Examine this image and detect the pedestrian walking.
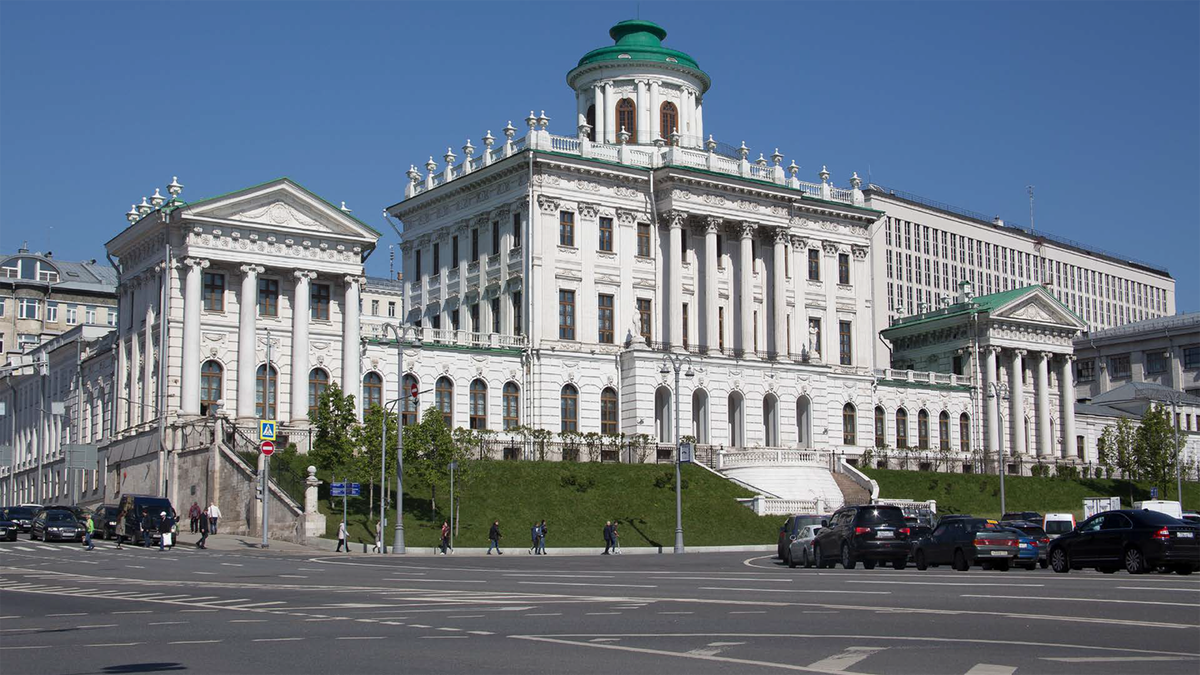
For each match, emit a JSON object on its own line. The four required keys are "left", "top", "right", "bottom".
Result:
{"left": 115, "top": 503, "right": 128, "bottom": 549}
{"left": 140, "top": 509, "right": 154, "bottom": 548}
{"left": 158, "top": 511, "right": 173, "bottom": 551}
{"left": 335, "top": 520, "right": 348, "bottom": 553}
{"left": 197, "top": 510, "right": 209, "bottom": 549}
{"left": 372, "top": 521, "right": 382, "bottom": 553}
{"left": 84, "top": 514, "right": 95, "bottom": 551}
{"left": 188, "top": 502, "right": 201, "bottom": 533}
{"left": 487, "top": 520, "right": 503, "bottom": 555}
{"left": 537, "top": 520, "right": 548, "bottom": 555}
{"left": 206, "top": 502, "right": 221, "bottom": 534}
{"left": 529, "top": 522, "right": 539, "bottom": 554}
{"left": 602, "top": 520, "right": 613, "bottom": 555}
{"left": 440, "top": 520, "right": 451, "bottom": 554}
{"left": 611, "top": 520, "right": 621, "bottom": 554}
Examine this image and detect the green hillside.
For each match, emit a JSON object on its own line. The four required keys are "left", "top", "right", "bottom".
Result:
{"left": 864, "top": 467, "right": 1200, "bottom": 519}
{"left": 316, "top": 461, "right": 781, "bottom": 548}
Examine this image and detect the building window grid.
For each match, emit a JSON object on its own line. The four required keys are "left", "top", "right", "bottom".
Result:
{"left": 559, "top": 211, "right": 575, "bottom": 248}
{"left": 598, "top": 294, "right": 614, "bottom": 343}
{"left": 202, "top": 272, "right": 225, "bottom": 312}
{"left": 558, "top": 290, "right": 576, "bottom": 340}
{"left": 598, "top": 217, "right": 614, "bottom": 252}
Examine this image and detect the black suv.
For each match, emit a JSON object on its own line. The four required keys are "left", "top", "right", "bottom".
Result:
{"left": 813, "top": 505, "right": 912, "bottom": 570}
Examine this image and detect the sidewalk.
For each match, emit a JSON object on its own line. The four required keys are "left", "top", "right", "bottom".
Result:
{"left": 174, "top": 531, "right": 316, "bottom": 553}
{"left": 305, "top": 535, "right": 774, "bottom": 556}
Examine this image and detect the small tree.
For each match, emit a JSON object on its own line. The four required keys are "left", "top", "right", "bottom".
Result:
{"left": 1098, "top": 418, "right": 1136, "bottom": 481}
{"left": 1134, "top": 404, "right": 1184, "bottom": 500}
{"left": 309, "top": 383, "right": 360, "bottom": 476}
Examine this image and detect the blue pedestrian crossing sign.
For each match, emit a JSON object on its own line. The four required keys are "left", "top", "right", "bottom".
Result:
{"left": 259, "top": 420, "right": 277, "bottom": 441}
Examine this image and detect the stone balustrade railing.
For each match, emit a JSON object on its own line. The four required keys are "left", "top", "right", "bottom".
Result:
{"left": 362, "top": 323, "right": 527, "bottom": 350}
{"left": 874, "top": 368, "right": 964, "bottom": 386}
{"left": 717, "top": 448, "right": 831, "bottom": 470}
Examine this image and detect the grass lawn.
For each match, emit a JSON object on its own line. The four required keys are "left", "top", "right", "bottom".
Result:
{"left": 313, "top": 461, "right": 782, "bottom": 548}
{"left": 865, "top": 467, "right": 1200, "bottom": 520}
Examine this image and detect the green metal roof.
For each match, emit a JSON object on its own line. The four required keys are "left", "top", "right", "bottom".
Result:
{"left": 883, "top": 285, "right": 1043, "bottom": 332}
{"left": 569, "top": 20, "right": 710, "bottom": 91}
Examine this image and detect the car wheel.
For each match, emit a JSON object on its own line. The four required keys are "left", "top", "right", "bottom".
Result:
{"left": 1023, "top": 563, "right": 1036, "bottom": 571}
{"left": 841, "top": 543, "right": 856, "bottom": 570}
{"left": 1050, "top": 548, "right": 1070, "bottom": 573}
{"left": 783, "top": 548, "right": 792, "bottom": 567}
{"left": 1098, "top": 566, "right": 1119, "bottom": 574}
{"left": 1039, "top": 559, "right": 1048, "bottom": 569}
{"left": 1124, "top": 547, "right": 1146, "bottom": 575}
{"left": 915, "top": 550, "right": 928, "bottom": 571}
{"left": 953, "top": 549, "right": 969, "bottom": 572}
{"left": 788, "top": 549, "right": 797, "bottom": 569}
{"left": 893, "top": 559, "right": 907, "bottom": 571}
{"left": 994, "top": 560, "right": 1010, "bottom": 572}
{"left": 29, "top": 531, "right": 36, "bottom": 541}
{"left": 1176, "top": 566, "right": 1194, "bottom": 576}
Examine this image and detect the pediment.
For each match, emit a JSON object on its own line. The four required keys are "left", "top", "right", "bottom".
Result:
{"left": 184, "top": 179, "right": 379, "bottom": 242}
{"left": 992, "top": 289, "right": 1085, "bottom": 330}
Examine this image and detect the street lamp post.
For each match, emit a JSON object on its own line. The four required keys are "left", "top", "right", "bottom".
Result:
{"left": 380, "top": 323, "right": 421, "bottom": 554}
{"left": 1162, "top": 390, "right": 1185, "bottom": 501}
{"left": 988, "top": 381, "right": 1010, "bottom": 516}
{"left": 660, "top": 354, "right": 694, "bottom": 554}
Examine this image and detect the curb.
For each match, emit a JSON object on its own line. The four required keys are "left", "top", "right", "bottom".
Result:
{"left": 305, "top": 538, "right": 774, "bottom": 556}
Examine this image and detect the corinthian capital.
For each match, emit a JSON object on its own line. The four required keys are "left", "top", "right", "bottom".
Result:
{"left": 293, "top": 270, "right": 318, "bottom": 282}
{"left": 344, "top": 275, "right": 366, "bottom": 287}
{"left": 732, "top": 221, "right": 756, "bottom": 239}
{"left": 661, "top": 210, "right": 687, "bottom": 229}
{"left": 704, "top": 216, "right": 723, "bottom": 234}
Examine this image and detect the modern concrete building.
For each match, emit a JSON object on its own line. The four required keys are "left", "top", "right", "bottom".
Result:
{"left": 1074, "top": 312, "right": 1200, "bottom": 402}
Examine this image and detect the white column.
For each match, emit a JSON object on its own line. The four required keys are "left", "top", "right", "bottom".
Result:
{"left": 603, "top": 81, "right": 615, "bottom": 144}
{"left": 130, "top": 323, "right": 142, "bottom": 424}
{"left": 704, "top": 217, "right": 720, "bottom": 353}
{"left": 1060, "top": 356, "right": 1077, "bottom": 459}
{"left": 438, "top": 236, "right": 450, "bottom": 328}
{"left": 180, "top": 258, "right": 208, "bottom": 416}
{"left": 290, "top": 271, "right": 314, "bottom": 424}
{"left": 649, "top": 81, "right": 660, "bottom": 142}
{"left": 635, "top": 80, "right": 647, "bottom": 144}
{"left": 737, "top": 223, "right": 755, "bottom": 357}
{"left": 593, "top": 84, "right": 605, "bottom": 143}
{"left": 1009, "top": 349, "right": 1026, "bottom": 457}
{"left": 695, "top": 96, "right": 704, "bottom": 142}
{"left": 666, "top": 211, "right": 684, "bottom": 349}
{"left": 342, "top": 276, "right": 362, "bottom": 418}
{"left": 237, "top": 265, "right": 261, "bottom": 420}
{"left": 142, "top": 301, "right": 155, "bottom": 421}
{"left": 771, "top": 229, "right": 787, "bottom": 359}
{"left": 985, "top": 346, "right": 1000, "bottom": 469}
{"left": 1035, "top": 351, "right": 1051, "bottom": 457}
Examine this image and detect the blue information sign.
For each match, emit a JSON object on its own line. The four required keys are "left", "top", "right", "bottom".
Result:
{"left": 330, "top": 482, "right": 360, "bottom": 497}
{"left": 1151, "top": 486, "right": 1158, "bottom": 499}
{"left": 348, "top": 483, "right": 361, "bottom": 496}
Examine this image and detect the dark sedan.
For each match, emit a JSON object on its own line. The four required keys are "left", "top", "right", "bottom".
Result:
{"left": 913, "top": 518, "right": 1019, "bottom": 571}
{"left": 30, "top": 509, "right": 84, "bottom": 542}
{"left": 3, "top": 506, "right": 38, "bottom": 532}
{"left": 0, "top": 515, "right": 18, "bottom": 541}
{"left": 1048, "top": 509, "right": 1200, "bottom": 575}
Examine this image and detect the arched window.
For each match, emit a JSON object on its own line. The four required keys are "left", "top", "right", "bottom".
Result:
{"left": 918, "top": 410, "right": 930, "bottom": 450}
{"left": 560, "top": 384, "right": 578, "bottom": 432}
{"left": 728, "top": 391, "right": 745, "bottom": 447}
{"left": 601, "top": 387, "right": 619, "bottom": 435}
{"left": 843, "top": 403, "right": 857, "bottom": 446}
{"left": 659, "top": 101, "right": 678, "bottom": 141}
{"left": 692, "top": 389, "right": 710, "bottom": 444}
{"left": 896, "top": 408, "right": 909, "bottom": 448}
{"left": 960, "top": 413, "right": 970, "bottom": 452}
{"left": 616, "top": 98, "right": 636, "bottom": 141}
{"left": 256, "top": 364, "right": 277, "bottom": 419}
{"left": 362, "top": 372, "right": 383, "bottom": 410}
{"left": 502, "top": 382, "right": 520, "bottom": 430}
{"left": 655, "top": 386, "right": 672, "bottom": 442}
{"left": 200, "top": 361, "right": 222, "bottom": 416}
{"left": 436, "top": 377, "right": 454, "bottom": 428}
{"left": 874, "top": 406, "right": 886, "bottom": 448}
{"left": 585, "top": 105, "right": 596, "bottom": 142}
{"left": 308, "top": 368, "right": 329, "bottom": 415}
{"left": 939, "top": 411, "right": 950, "bottom": 451}
{"left": 469, "top": 379, "right": 487, "bottom": 430}
{"left": 401, "top": 374, "right": 419, "bottom": 426}
{"left": 796, "top": 396, "right": 812, "bottom": 449}
{"left": 763, "top": 394, "right": 779, "bottom": 447}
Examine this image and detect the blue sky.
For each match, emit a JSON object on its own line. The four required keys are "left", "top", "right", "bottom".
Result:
{"left": 2, "top": 1, "right": 1197, "bottom": 311}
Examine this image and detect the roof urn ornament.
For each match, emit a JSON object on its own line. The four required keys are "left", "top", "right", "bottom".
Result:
{"left": 425, "top": 156, "right": 438, "bottom": 175}
{"left": 771, "top": 148, "right": 784, "bottom": 166}
{"left": 503, "top": 121, "right": 517, "bottom": 140}
{"left": 537, "top": 110, "right": 550, "bottom": 130}
{"left": 617, "top": 126, "right": 631, "bottom": 145}
{"left": 525, "top": 111, "right": 538, "bottom": 131}
{"left": 482, "top": 130, "right": 495, "bottom": 150}
{"left": 756, "top": 153, "right": 768, "bottom": 168}
{"left": 150, "top": 188, "right": 165, "bottom": 208}
{"left": 706, "top": 135, "right": 717, "bottom": 152}
{"left": 850, "top": 172, "right": 862, "bottom": 189}
{"left": 443, "top": 147, "right": 457, "bottom": 166}
{"left": 166, "top": 176, "right": 184, "bottom": 199}
{"left": 340, "top": 201, "right": 352, "bottom": 213}
{"left": 669, "top": 131, "right": 681, "bottom": 147}
{"left": 738, "top": 141, "right": 749, "bottom": 160}
{"left": 819, "top": 165, "right": 830, "bottom": 183}
{"left": 137, "top": 197, "right": 152, "bottom": 215}
{"left": 126, "top": 205, "right": 140, "bottom": 223}
{"left": 578, "top": 123, "right": 593, "bottom": 140}
{"left": 788, "top": 160, "right": 799, "bottom": 178}
{"left": 406, "top": 165, "right": 422, "bottom": 185}
{"left": 463, "top": 138, "right": 475, "bottom": 159}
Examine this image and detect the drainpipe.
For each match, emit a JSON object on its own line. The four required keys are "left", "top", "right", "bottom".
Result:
{"left": 525, "top": 150, "right": 535, "bottom": 442}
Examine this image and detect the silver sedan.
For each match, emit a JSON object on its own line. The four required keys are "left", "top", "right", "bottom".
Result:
{"left": 787, "top": 524, "right": 823, "bottom": 568}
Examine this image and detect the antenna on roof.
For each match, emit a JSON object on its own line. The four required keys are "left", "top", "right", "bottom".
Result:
{"left": 1027, "top": 184, "right": 1035, "bottom": 236}
{"left": 389, "top": 245, "right": 395, "bottom": 279}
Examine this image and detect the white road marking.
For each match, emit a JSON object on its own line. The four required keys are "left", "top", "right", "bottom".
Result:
{"left": 1117, "top": 586, "right": 1200, "bottom": 592}
{"left": 220, "top": 563, "right": 243, "bottom": 567}
{"left": 688, "top": 641, "right": 747, "bottom": 657}
{"left": 850, "top": 580, "right": 1043, "bottom": 588}
{"left": 468, "top": 631, "right": 494, "bottom": 635}
{"left": 586, "top": 612, "right": 622, "bottom": 616}
{"left": 252, "top": 637, "right": 303, "bottom": 642}
{"left": 149, "top": 621, "right": 188, "bottom": 626}
{"left": 524, "top": 613, "right": 562, "bottom": 616}
{"left": 963, "top": 666, "right": 1016, "bottom": 675}
{"left": 47, "top": 612, "right": 87, "bottom": 617}
{"left": 279, "top": 575, "right": 308, "bottom": 579}
{"left": 702, "top": 587, "right": 890, "bottom": 595}
{"left": 961, "top": 594, "right": 1199, "bottom": 608}
{"left": 807, "top": 646, "right": 888, "bottom": 672}
{"left": 13, "top": 546, "right": 34, "bottom": 551}
{"left": 169, "top": 640, "right": 222, "bottom": 644}
{"left": 514, "top": 635, "right": 841, "bottom": 672}
{"left": 729, "top": 610, "right": 766, "bottom": 614}
{"left": 230, "top": 619, "right": 268, "bottom": 623}
{"left": 0, "top": 645, "right": 49, "bottom": 650}
{"left": 113, "top": 611, "right": 152, "bottom": 615}
{"left": 421, "top": 635, "right": 467, "bottom": 638}
{"left": 0, "top": 616, "right": 21, "bottom": 619}
{"left": 179, "top": 609, "right": 218, "bottom": 613}
{"left": 1041, "top": 656, "right": 1198, "bottom": 663}
{"left": 591, "top": 638, "right": 621, "bottom": 642}
{"left": 85, "top": 642, "right": 144, "bottom": 647}
{"left": 519, "top": 581, "right": 656, "bottom": 589}
{"left": 77, "top": 624, "right": 118, "bottom": 629}
{"left": 336, "top": 636, "right": 385, "bottom": 640}
{"left": 193, "top": 572, "right": 217, "bottom": 575}
{"left": 297, "top": 568, "right": 325, "bottom": 572}
{"left": 125, "top": 565, "right": 144, "bottom": 569}
{"left": 0, "top": 628, "right": 39, "bottom": 632}
{"left": 658, "top": 611, "right": 694, "bottom": 615}
{"left": 447, "top": 615, "right": 485, "bottom": 618}
{"left": 504, "top": 573, "right": 615, "bottom": 578}
{"left": 199, "top": 598, "right": 250, "bottom": 605}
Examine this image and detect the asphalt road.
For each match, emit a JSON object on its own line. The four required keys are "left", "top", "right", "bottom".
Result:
{"left": 1, "top": 537, "right": 1197, "bottom": 674}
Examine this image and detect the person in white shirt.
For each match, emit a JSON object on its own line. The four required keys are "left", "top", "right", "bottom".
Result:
{"left": 336, "top": 521, "right": 349, "bottom": 553}
{"left": 207, "top": 503, "right": 222, "bottom": 534}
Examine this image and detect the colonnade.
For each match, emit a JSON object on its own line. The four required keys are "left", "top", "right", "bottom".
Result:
{"left": 983, "top": 346, "right": 1077, "bottom": 461}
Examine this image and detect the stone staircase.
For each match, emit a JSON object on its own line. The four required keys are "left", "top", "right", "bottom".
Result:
{"left": 832, "top": 472, "right": 871, "bottom": 506}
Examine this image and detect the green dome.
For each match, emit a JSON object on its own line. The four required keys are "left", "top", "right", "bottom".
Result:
{"left": 569, "top": 20, "right": 710, "bottom": 91}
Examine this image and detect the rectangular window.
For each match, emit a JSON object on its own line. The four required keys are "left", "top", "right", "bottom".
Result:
{"left": 838, "top": 253, "right": 850, "bottom": 285}
{"left": 682, "top": 303, "right": 689, "bottom": 349}
{"left": 558, "top": 290, "right": 575, "bottom": 340}
{"left": 387, "top": 301, "right": 396, "bottom": 318}
{"left": 45, "top": 302, "right": 58, "bottom": 323}
{"left": 472, "top": 228, "right": 480, "bottom": 259}
{"left": 716, "top": 234, "right": 724, "bottom": 269}
{"left": 66, "top": 304, "right": 78, "bottom": 325}
{"left": 492, "top": 221, "right": 500, "bottom": 256}
{"left": 718, "top": 307, "right": 725, "bottom": 351}
{"left": 839, "top": 320, "right": 852, "bottom": 366}
{"left": 491, "top": 297, "right": 501, "bottom": 333}
{"left": 414, "top": 250, "right": 422, "bottom": 278}
{"left": 597, "top": 294, "right": 614, "bottom": 343}
{"left": 559, "top": 211, "right": 575, "bottom": 247}
{"left": 470, "top": 303, "right": 479, "bottom": 332}
{"left": 512, "top": 291, "right": 522, "bottom": 335}
{"left": 433, "top": 242, "right": 440, "bottom": 271}
{"left": 637, "top": 298, "right": 652, "bottom": 344}
{"left": 598, "top": 217, "right": 614, "bottom": 252}
{"left": 202, "top": 272, "right": 225, "bottom": 312}
{"left": 258, "top": 278, "right": 279, "bottom": 317}
{"left": 431, "top": 315, "right": 441, "bottom": 330}
{"left": 451, "top": 308, "right": 460, "bottom": 331}
{"left": 637, "top": 223, "right": 652, "bottom": 257}
{"left": 1184, "top": 346, "right": 1200, "bottom": 369}
{"left": 808, "top": 249, "right": 820, "bottom": 281}
{"left": 19, "top": 298, "right": 39, "bottom": 320}
{"left": 451, "top": 236, "right": 459, "bottom": 268}
{"left": 1077, "top": 359, "right": 1095, "bottom": 382}
{"left": 512, "top": 212, "right": 522, "bottom": 249}
{"left": 371, "top": 300, "right": 379, "bottom": 316}
{"left": 1109, "top": 354, "right": 1131, "bottom": 379}
{"left": 753, "top": 310, "right": 758, "bottom": 353}
{"left": 1145, "top": 351, "right": 1167, "bottom": 375}
{"left": 85, "top": 306, "right": 97, "bottom": 324}
{"left": 311, "top": 283, "right": 331, "bottom": 321}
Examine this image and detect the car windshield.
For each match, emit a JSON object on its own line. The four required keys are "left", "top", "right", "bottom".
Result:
{"left": 859, "top": 508, "right": 907, "bottom": 527}
{"left": 47, "top": 512, "right": 75, "bottom": 523}
{"left": 1044, "top": 520, "right": 1074, "bottom": 534}
{"left": 1015, "top": 526, "right": 1047, "bottom": 537}
{"left": 7, "top": 507, "right": 36, "bottom": 519}
{"left": 1134, "top": 510, "right": 1190, "bottom": 526}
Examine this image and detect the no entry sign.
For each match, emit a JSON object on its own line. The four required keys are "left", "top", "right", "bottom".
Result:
{"left": 260, "top": 440, "right": 275, "bottom": 456}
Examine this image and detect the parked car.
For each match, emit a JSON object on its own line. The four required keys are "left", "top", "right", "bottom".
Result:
{"left": 787, "top": 524, "right": 823, "bottom": 568}
{"left": 813, "top": 505, "right": 912, "bottom": 570}
{"left": 2, "top": 506, "right": 38, "bottom": 532}
{"left": 30, "top": 509, "right": 84, "bottom": 542}
{"left": 777, "top": 514, "right": 825, "bottom": 561}
{"left": 906, "top": 524, "right": 934, "bottom": 561}
{"left": 999, "top": 527, "right": 1041, "bottom": 570}
{"left": 1000, "top": 520, "right": 1050, "bottom": 568}
{"left": 116, "top": 494, "right": 177, "bottom": 545}
{"left": 92, "top": 505, "right": 121, "bottom": 540}
{"left": 57, "top": 505, "right": 91, "bottom": 528}
{"left": 937, "top": 514, "right": 974, "bottom": 523}
{"left": 1002, "top": 511, "right": 1043, "bottom": 523}
{"left": 1183, "top": 511, "right": 1200, "bottom": 525}
{"left": 912, "top": 518, "right": 1019, "bottom": 571}
{"left": 1048, "top": 509, "right": 1200, "bottom": 575}
{"left": 1133, "top": 500, "right": 1183, "bottom": 520}
{"left": 0, "top": 513, "right": 18, "bottom": 541}
{"left": 1043, "top": 513, "right": 1076, "bottom": 538}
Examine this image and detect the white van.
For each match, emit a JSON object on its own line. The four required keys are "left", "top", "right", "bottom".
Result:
{"left": 1043, "top": 513, "right": 1076, "bottom": 538}
{"left": 1133, "top": 500, "right": 1183, "bottom": 519}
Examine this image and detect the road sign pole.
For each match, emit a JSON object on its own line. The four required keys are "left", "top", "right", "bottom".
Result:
{"left": 262, "top": 334, "right": 271, "bottom": 550}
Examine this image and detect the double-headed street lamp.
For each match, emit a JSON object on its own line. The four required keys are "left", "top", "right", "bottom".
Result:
{"left": 987, "top": 381, "right": 1010, "bottom": 515}
{"left": 660, "top": 353, "right": 694, "bottom": 554}
{"left": 379, "top": 323, "right": 421, "bottom": 555}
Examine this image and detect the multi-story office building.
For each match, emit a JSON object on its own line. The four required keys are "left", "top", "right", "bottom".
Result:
{"left": 1074, "top": 312, "right": 1200, "bottom": 402}
{"left": 0, "top": 248, "right": 118, "bottom": 360}
{"left": 866, "top": 187, "right": 1176, "bottom": 367}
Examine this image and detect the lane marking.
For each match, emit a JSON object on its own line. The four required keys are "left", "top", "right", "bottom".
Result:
{"left": 149, "top": 621, "right": 188, "bottom": 626}
{"left": 961, "top": 594, "right": 1199, "bottom": 608}
{"left": 252, "top": 637, "right": 303, "bottom": 642}
{"left": 702, "top": 587, "right": 890, "bottom": 595}
{"left": 47, "top": 612, "right": 87, "bottom": 617}
{"left": 77, "top": 624, "right": 118, "bottom": 629}
{"left": 730, "top": 611, "right": 766, "bottom": 614}
{"left": 963, "top": 666, "right": 1016, "bottom": 675}
{"left": 112, "top": 611, "right": 152, "bottom": 615}
{"left": 0, "top": 645, "right": 49, "bottom": 650}
{"left": 447, "top": 615, "right": 485, "bottom": 619}
{"left": 85, "top": 642, "right": 144, "bottom": 647}
{"left": 653, "top": 576, "right": 791, "bottom": 582}
{"left": 230, "top": 619, "right": 268, "bottom": 623}
{"left": 279, "top": 575, "right": 308, "bottom": 579}
{"left": 169, "top": 640, "right": 222, "bottom": 645}
{"left": 336, "top": 636, "right": 385, "bottom": 640}
{"left": 519, "top": 581, "right": 656, "bottom": 589}
{"left": 503, "top": 573, "right": 615, "bottom": 578}
{"left": 1041, "top": 656, "right": 1198, "bottom": 663}
{"left": 807, "top": 646, "right": 888, "bottom": 672}
{"left": 421, "top": 635, "right": 467, "bottom": 639}
{"left": 586, "top": 612, "right": 622, "bottom": 616}
{"left": 179, "top": 609, "right": 218, "bottom": 613}
{"left": 469, "top": 630, "right": 494, "bottom": 635}
{"left": 524, "top": 613, "right": 562, "bottom": 617}
{"left": 848, "top": 581, "right": 1044, "bottom": 588}
{"left": 220, "top": 563, "right": 243, "bottom": 567}
{"left": 512, "top": 635, "right": 835, "bottom": 673}
{"left": 1117, "top": 586, "right": 1200, "bottom": 592}
{"left": 658, "top": 611, "right": 694, "bottom": 615}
